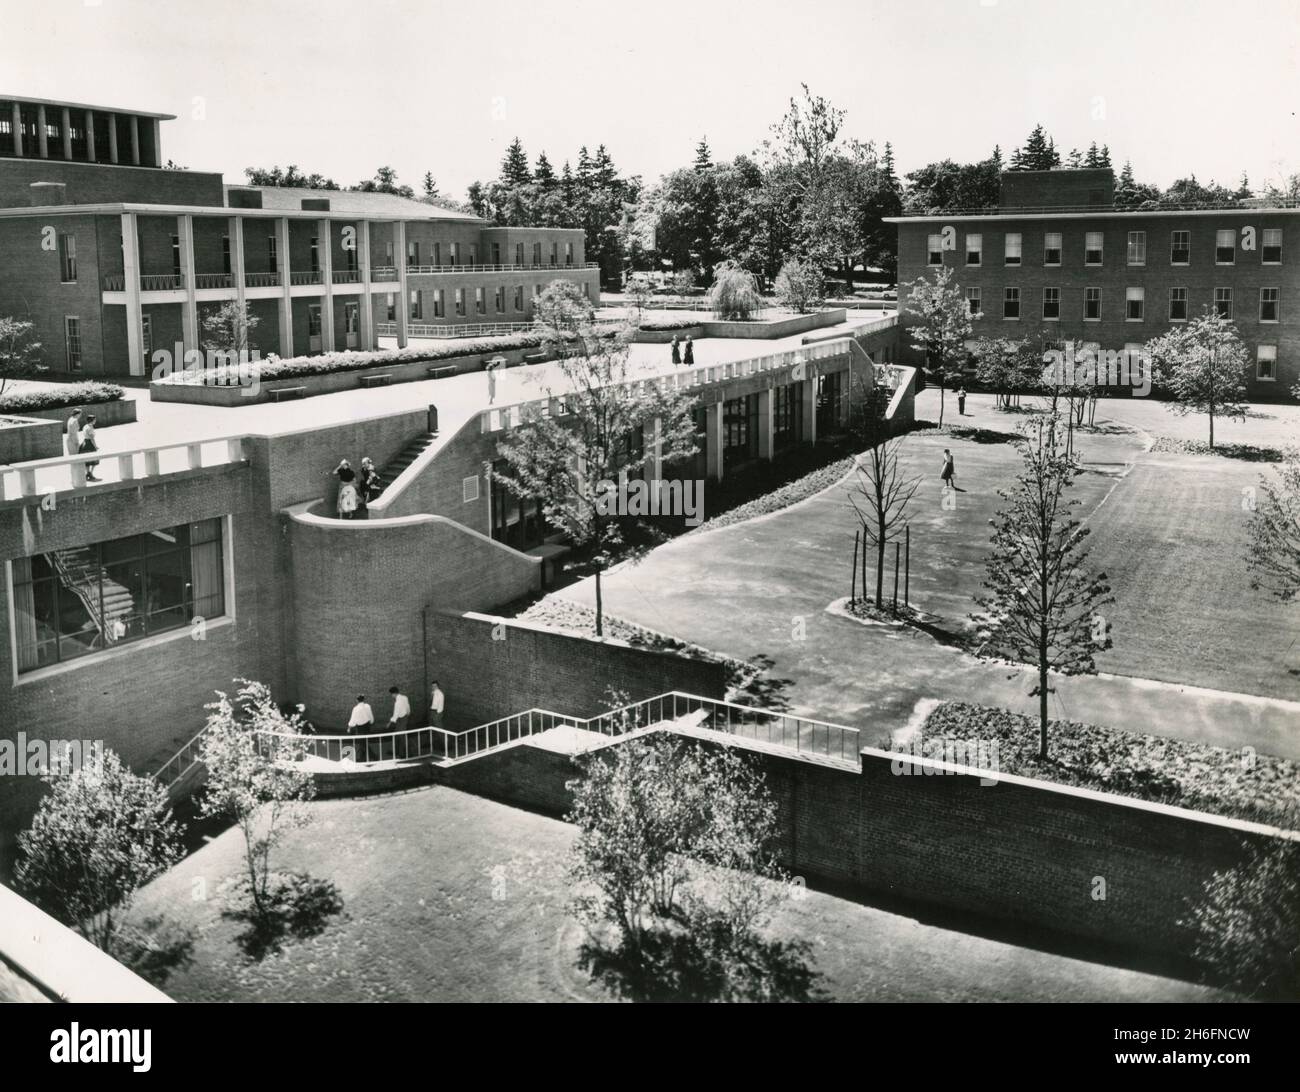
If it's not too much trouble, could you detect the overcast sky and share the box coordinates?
[4,0,1298,197]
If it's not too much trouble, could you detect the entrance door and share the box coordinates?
[308,304,322,352]
[344,302,359,348]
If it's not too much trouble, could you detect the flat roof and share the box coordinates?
[886,205,1300,224]
[0,200,475,223]
[235,185,483,221]
[0,94,175,120]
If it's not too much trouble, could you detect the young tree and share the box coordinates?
[15,750,182,957]
[201,300,261,359]
[773,257,825,313]
[567,735,783,960]
[708,260,763,320]
[972,333,1036,411]
[903,265,976,425]
[1144,308,1248,448]
[847,382,919,609]
[0,315,46,397]
[972,418,1114,759]
[1247,448,1300,602]
[422,171,439,198]
[532,278,596,349]
[198,680,316,922]
[493,316,697,636]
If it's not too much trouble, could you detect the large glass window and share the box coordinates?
[815,372,843,437]
[58,233,77,282]
[723,393,761,470]
[11,519,226,673]
[773,382,804,449]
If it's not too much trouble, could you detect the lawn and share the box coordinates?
[125,785,1220,1002]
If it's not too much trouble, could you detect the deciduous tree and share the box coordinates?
[1144,309,1248,448]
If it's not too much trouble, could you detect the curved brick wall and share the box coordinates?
[285,504,540,729]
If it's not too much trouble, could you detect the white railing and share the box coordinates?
[376,320,538,339]
[290,270,323,285]
[332,269,362,284]
[480,335,865,434]
[370,266,398,280]
[1,436,248,501]
[405,261,597,274]
[195,272,233,289]
[245,271,280,287]
[140,273,184,291]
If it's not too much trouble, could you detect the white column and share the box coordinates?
[107,111,118,164]
[358,220,374,349]
[10,102,21,156]
[395,221,409,349]
[229,214,246,338]
[150,119,161,168]
[36,105,47,158]
[85,109,96,162]
[802,376,818,444]
[60,107,71,159]
[277,217,293,357]
[129,116,140,166]
[706,400,725,481]
[178,214,198,355]
[121,213,144,377]
[318,218,335,352]
[758,388,774,461]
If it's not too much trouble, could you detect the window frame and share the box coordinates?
[1084,287,1101,321]
[1168,287,1188,322]
[1215,229,1235,265]
[1043,231,1062,267]
[1042,286,1061,321]
[1125,286,1144,322]
[1084,231,1104,266]
[1214,287,1233,319]
[1003,286,1020,320]
[1260,287,1280,323]
[1126,230,1146,267]
[1004,233,1022,267]
[1170,230,1190,265]
[1262,228,1283,264]
[1256,344,1277,381]
[965,233,982,267]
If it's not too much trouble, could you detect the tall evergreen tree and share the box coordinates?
[1085,142,1101,168]
[534,152,557,188]
[991,144,1003,171]
[1098,144,1112,168]
[694,137,713,172]
[500,138,532,186]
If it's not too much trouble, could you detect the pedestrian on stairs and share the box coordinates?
[357,457,380,515]
[334,459,359,519]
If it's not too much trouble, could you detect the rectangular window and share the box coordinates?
[1084,287,1101,320]
[1003,287,1020,319]
[1216,229,1235,264]
[269,234,278,270]
[307,305,322,336]
[140,314,152,362]
[550,242,558,266]
[582,282,590,299]
[310,237,320,274]
[772,382,804,449]
[1042,287,1060,320]
[171,235,181,277]
[406,239,419,267]
[1043,232,1062,266]
[384,240,394,265]
[469,244,478,265]
[1260,287,1279,322]
[1171,230,1190,265]
[1262,228,1282,264]
[385,293,395,322]
[1004,233,1022,266]
[1169,287,1188,321]
[927,234,943,265]
[492,243,501,265]
[222,235,231,276]
[449,242,459,266]
[966,286,981,315]
[410,289,423,321]
[64,316,81,371]
[1085,231,1103,265]
[10,518,227,674]
[433,242,442,267]
[58,233,77,282]
[514,285,524,312]
[965,233,981,266]
[432,289,444,318]
[1257,344,1277,380]
[565,242,573,266]
[1214,287,1233,319]
[455,288,465,317]
[1125,286,1144,321]
[1126,231,1146,266]
[533,242,542,265]
[515,242,524,265]
[475,287,485,315]
[494,285,505,313]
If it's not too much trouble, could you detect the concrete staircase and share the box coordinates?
[371,432,438,500]
[50,546,136,646]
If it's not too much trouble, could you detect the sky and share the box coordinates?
[3,0,1299,198]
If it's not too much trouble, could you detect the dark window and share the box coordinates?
[490,460,546,551]
[815,372,843,436]
[723,393,761,471]
[1169,288,1188,321]
[773,383,804,449]
[1042,287,1060,320]
[1004,287,1020,319]
[1084,287,1101,320]
[1171,230,1190,264]
[58,233,77,282]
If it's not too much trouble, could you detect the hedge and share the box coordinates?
[922,702,1300,827]
[638,317,705,331]
[164,328,623,387]
[0,382,125,413]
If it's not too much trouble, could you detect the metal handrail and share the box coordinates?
[195,273,233,289]
[290,270,323,285]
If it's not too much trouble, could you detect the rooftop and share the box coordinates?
[0,93,175,120]
[232,185,483,221]
[887,199,1300,222]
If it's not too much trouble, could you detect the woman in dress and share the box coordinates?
[78,414,101,482]
[334,459,359,519]
[357,456,381,515]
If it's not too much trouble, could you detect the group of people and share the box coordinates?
[64,408,101,483]
[347,682,446,759]
[333,457,381,518]
[669,335,695,366]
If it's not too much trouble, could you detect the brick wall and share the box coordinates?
[429,611,730,729]
[0,160,224,208]
[430,730,1286,959]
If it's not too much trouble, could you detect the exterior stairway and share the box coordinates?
[50,547,136,647]
[371,432,438,501]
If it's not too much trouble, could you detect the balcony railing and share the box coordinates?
[404,261,597,274]
[245,271,280,287]
[375,320,538,339]
[370,266,398,280]
[290,270,323,285]
[195,272,233,289]
[332,268,362,284]
[103,273,188,292]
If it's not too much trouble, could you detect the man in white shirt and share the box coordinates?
[388,686,410,731]
[430,682,445,728]
[64,408,81,457]
[348,702,374,759]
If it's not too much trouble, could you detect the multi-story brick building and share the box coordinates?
[0,94,597,379]
[888,167,1300,400]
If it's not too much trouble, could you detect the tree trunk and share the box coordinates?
[938,375,946,426]
[594,567,604,637]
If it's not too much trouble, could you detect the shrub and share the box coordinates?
[0,381,124,413]
[708,262,763,321]
[773,259,826,314]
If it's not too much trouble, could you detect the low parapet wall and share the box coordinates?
[0,415,63,464]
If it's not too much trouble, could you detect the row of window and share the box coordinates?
[930,228,1284,269]
[968,285,1283,323]
[392,281,590,321]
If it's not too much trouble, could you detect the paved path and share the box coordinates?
[555,390,1300,759]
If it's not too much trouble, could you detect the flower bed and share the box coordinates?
[0,382,124,414]
[921,702,1300,827]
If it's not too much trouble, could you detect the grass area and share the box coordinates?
[125,787,1220,1002]
[1150,435,1286,462]
[923,702,1300,827]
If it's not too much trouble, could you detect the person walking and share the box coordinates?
[683,336,694,365]
[347,694,374,762]
[957,386,967,416]
[388,685,410,732]
[64,408,82,457]
[941,448,956,490]
[334,459,359,519]
[670,335,681,365]
[487,360,498,404]
[357,457,380,516]
[79,414,101,482]
[430,680,445,728]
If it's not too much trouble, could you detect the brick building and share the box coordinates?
[0,94,597,379]
[888,167,1300,400]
